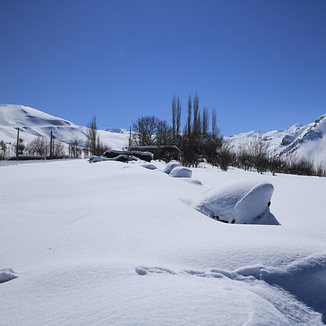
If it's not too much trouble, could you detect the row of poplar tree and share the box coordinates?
[131,94,223,167]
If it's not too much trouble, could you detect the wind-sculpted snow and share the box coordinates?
[0,268,18,284]
[193,179,279,225]
[136,254,326,323]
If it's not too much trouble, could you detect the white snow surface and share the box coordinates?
[1,159,326,325]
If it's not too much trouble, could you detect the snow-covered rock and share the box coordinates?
[163,161,181,174]
[193,180,279,225]
[170,166,192,178]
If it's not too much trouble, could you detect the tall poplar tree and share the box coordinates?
[172,95,176,140]
[176,96,181,139]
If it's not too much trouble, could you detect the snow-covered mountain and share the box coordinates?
[228,114,326,164]
[0,104,130,151]
[1,104,326,163]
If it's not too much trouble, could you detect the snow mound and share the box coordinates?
[0,268,18,283]
[170,167,192,178]
[193,180,279,225]
[163,161,180,174]
[142,164,157,170]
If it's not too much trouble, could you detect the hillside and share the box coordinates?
[0,104,130,152]
[228,114,326,164]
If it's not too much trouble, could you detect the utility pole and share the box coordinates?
[16,127,20,159]
[50,130,53,158]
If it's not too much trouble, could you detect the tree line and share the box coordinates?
[131,94,326,177]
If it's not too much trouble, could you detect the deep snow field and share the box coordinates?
[1,159,326,325]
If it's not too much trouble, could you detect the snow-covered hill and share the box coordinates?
[0,104,130,152]
[228,114,326,164]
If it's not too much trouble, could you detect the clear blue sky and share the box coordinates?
[1,0,326,136]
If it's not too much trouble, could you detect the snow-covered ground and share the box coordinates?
[1,159,326,325]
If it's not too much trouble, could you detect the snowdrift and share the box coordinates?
[193,180,279,225]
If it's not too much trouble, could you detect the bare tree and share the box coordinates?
[156,120,171,146]
[0,140,8,159]
[26,137,48,156]
[86,116,98,156]
[69,138,83,158]
[52,139,65,158]
[132,116,158,146]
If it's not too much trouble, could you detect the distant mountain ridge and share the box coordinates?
[228,114,326,163]
[0,104,325,163]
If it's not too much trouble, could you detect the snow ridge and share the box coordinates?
[136,254,326,323]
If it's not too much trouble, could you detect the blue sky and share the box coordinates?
[1,0,326,136]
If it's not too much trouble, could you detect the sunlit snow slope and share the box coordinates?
[228,114,326,164]
[0,104,129,150]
